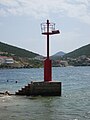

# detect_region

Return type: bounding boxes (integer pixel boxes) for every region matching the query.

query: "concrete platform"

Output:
[16,81,61,96]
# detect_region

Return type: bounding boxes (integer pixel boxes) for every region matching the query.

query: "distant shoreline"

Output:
[0,65,90,70]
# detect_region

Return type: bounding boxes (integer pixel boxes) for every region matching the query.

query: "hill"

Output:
[0,42,39,58]
[64,44,90,58]
[52,51,66,57]
[0,42,43,68]
[51,44,90,66]
[51,51,66,60]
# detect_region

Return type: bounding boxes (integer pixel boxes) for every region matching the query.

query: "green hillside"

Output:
[0,42,39,58]
[64,44,90,58]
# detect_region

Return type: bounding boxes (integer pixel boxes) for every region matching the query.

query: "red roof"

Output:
[0,56,12,59]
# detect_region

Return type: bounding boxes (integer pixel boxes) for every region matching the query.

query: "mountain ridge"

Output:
[0,41,90,59]
[64,44,90,58]
[0,41,39,58]
[52,51,66,57]
[52,44,90,59]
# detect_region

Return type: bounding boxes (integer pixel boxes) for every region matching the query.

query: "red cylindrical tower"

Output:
[44,58,52,81]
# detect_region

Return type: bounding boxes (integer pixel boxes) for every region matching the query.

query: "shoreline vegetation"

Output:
[0,58,90,69]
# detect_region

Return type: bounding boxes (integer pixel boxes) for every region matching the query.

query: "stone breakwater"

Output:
[16,81,61,96]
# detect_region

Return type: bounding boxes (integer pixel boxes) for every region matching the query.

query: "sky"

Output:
[0,0,90,56]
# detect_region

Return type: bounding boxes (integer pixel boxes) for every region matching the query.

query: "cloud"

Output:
[0,0,90,24]
[64,1,90,24]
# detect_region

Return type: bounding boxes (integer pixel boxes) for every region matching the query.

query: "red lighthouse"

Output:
[16,20,61,96]
[41,20,60,82]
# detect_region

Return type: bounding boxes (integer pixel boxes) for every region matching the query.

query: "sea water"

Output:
[0,67,90,120]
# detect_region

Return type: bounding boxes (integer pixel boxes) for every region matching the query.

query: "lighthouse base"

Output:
[16,81,61,96]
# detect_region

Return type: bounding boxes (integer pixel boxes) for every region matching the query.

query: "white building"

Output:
[0,56,14,65]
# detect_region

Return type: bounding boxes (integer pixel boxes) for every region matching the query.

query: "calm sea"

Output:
[0,67,90,120]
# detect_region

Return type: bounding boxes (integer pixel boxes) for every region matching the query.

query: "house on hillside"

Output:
[0,56,14,65]
[0,52,8,55]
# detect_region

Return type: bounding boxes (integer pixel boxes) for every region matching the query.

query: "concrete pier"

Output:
[15,81,61,96]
